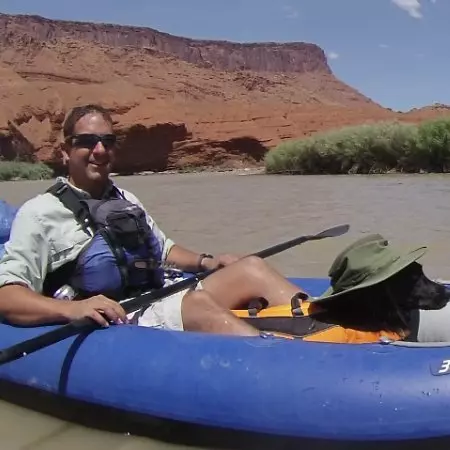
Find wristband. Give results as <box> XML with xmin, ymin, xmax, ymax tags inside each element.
<box><xmin>198</xmin><ymin>253</ymin><xmax>214</xmax><ymax>270</ymax></box>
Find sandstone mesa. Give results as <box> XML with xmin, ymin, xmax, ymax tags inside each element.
<box><xmin>0</xmin><ymin>13</ymin><xmax>447</xmax><ymax>173</ymax></box>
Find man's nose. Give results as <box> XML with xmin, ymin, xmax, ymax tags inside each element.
<box><xmin>92</xmin><ymin>141</ymin><xmax>107</xmax><ymax>154</ymax></box>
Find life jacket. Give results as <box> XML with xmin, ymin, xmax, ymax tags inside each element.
<box><xmin>232</xmin><ymin>294</ymin><xmax>406</xmax><ymax>343</ymax></box>
<box><xmin>43</xmin><ymin>181</ymin><xmax>165</xmax><ymax>300</ymax></box>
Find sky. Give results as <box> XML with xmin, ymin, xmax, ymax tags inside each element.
<box><xmin>0</xmin><ymin>0</ymin><xmax>446</xmax><ymax>111</ymax></box>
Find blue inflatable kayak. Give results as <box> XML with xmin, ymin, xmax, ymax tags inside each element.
<box><xmin>1</xmin><ymin>201</ymin><xmax>450</xmax><ymax>449</ymax></box>
<box><xmin>0</xmin><ymin>199</ymin><xmax>17</xmax><ymax>258</ymax></box>
<box><xmin>0</xmin><ymin>277</ymin><xmax>449</xmax><ymax>449</ymax></box>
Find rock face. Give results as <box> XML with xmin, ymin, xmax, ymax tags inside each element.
<box><xmin>0</xmin><ymin>12</ymin><xmax>438</xmax><ymax>173</ymax></box>
<box><xmin>0</xmin><ymin>13</ymin><xmax>331</xmax><ymax>74</ymax></box>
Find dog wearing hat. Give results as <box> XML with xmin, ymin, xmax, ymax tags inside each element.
<box><xmin>310</xmin><ymin>234</ymin><xmax>450</xmax><ymax>340</ymax></box>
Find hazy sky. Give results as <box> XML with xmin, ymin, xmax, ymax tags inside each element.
<box><xmin>0</xmin><ymin>0</ymin><xmax>445</xmax><ymax>111</ymax></box>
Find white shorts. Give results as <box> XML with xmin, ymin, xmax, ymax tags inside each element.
<box><xmin>127</xmin><ymin>276</ymin><xmax>203</xmax><ymax>331</ymax></box>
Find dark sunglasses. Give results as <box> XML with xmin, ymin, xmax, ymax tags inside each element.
<box><xmin>66</xmin><ymin>133</ymin><xmax>117</xmax><ymax>150</ymax></box>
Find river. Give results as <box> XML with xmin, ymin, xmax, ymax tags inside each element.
<box><xmin>1</xmin><ymin>171</ymin><xmax>450</xmax><ymax>448</ymax></box>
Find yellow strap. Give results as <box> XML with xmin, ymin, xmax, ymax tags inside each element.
<box><xmin>233</xmin><ymin>301</ymin><xmax>403</xmax><ymax>344</ymax></box>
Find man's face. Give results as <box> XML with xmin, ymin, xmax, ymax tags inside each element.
<box><xmin>63</xmin><ymin>112</ymin><xmax>116</xmax><ymax>195</ymax></box>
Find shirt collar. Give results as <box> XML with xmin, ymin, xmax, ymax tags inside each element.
<box><xmin>56</xmin><ymin>177</ymin><xmax>116</xmax><ymax>200</ymax></box>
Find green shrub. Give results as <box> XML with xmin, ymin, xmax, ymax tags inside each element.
<box><xmin>416</xmin><ymin>118</ymin><xmax>450</xmax><ymax>172</ymax></box>
<box><xmin>265</xmin><ymin>117</ymin><xmax>450</xmax><ymax>174</ymax></box>
<box><xmin>0</xmin><ymin>161</ymin><xmax>54</xmax><ymax>181</ymax></box>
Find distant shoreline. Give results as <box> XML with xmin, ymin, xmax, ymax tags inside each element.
<box><xmin>0</xmin><ymin>166</ymin><xmax>267</xmax><ymax>182</ymax></box>
<box><xmin>4</xmin><ymin>161</ymin><xmax>450</xmax><ymax>183</ymax></box>
<box><xmin>110</xmin><ymin>167</ymin><xmax>266</xmax><ymax>177</ymax></box>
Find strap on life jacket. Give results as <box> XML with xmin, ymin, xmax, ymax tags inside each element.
<box><xmin>48</xmin><ymin>181</ymin><xmax>130</xmax><ymax>285</ymax></box>
<box><xmin>234</xmin><ymin>293</ymin><xmax>337</xmax><ymax>340</ymax></box>
<box><xmin>43</xmin><ymin>182</ymin><xmax>134</xmax><ymax>298</ymax></box>
<box><xmin>233</xmin><ymin>293</ymin><xmax>405</xmax><ymax>344</ymax></box>
<box><xmin>47</xmin><ymin>182</ymin><xmax>95</xmax><ymax>234</ymax></box>
<box><xmin>46</xmin><ymin>181</ymin><xmax>126</xmax><ymax>234</ymax></box>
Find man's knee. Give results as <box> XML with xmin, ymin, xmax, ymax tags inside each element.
<box><xmin>181</xmin><ymin>290</ymin><xmax>224</xmax><ymax>331</ymax></box>
<box><xmin>181</xmin><ymin>289</ymin><xmax>221</xmax><ymax>317</ymax></box>
<box><xmin>238</xmin><ymin>255</ymin><xmax>269</xmax><ymax>276</ymax></box>
<box><xmin>182</xmin><ymin>290</ymin><xmax>216</xmax><ymax>310</ymax></box>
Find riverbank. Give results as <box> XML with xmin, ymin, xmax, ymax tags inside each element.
<box><xmin>265</xmin><ymin>116</ymin><xmax>450</xmax><ymax>175</ymax></box>
<box><xmin>109</xmin><ymin>166</ymin><xmax>266</xmax><ymax>177</ymax></box>
<box><xmin>3</xmin><ymin>114</ymin><xmax>450</xmax><ymax>181</ymax></box>
<box><xmin>0</xmin><ymin>163</ymin><xmax>266</xmax><ymax>182</ymax></box>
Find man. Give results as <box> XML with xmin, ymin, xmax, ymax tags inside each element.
<box><xmin>0</xmin><ymin>104</ymin><xmax>305</xmax><ymax>337</ymax></box>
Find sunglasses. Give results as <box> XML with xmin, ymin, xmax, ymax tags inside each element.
<box><xmin>67</xmin><ymin>133</ymin><xmax>117</xmax><ymax>150</ymax></box>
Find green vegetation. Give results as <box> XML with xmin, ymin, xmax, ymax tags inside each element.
<box><xmin>0</xmin><ymin>161</ymin><xmax>54</xmax><ymax>181</ymax></box>
<box><xmin>265</xmin><ymin>117</ymin><xmax>450</xmax><ymax>174</ymax></box>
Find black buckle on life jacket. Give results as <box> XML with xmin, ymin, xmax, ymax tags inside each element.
<box><xmin>54</xmin><ymin>182</ymin><xmax>67</xmax><ymax>196</ymax></box>
<box><xmin>248</xmin><ymin>298</ymin><xmax>269</xmax><ymax>317</ymax></box>
<box><xmin>291</xmin><ymin>292</ymin><xmax>308</xmax><ymax>317</ymax></box>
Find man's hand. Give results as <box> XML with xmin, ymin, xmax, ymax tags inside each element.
<box><xmin>201</xmin><ymin>253</ymin><xmax>241</xmax><ymax>271</ymax></box>
<box><xmin>62</xmin><ymin>295</ymin><xmax>128</xmax><ymax>327</ymax></box>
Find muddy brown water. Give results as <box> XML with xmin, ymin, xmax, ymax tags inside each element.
<box><xmin>1</xmin><ymin>171</ymin><xmax>450</xmax><ymax>448</ymax></box>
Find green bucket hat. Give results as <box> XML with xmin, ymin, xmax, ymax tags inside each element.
<box><xmin>310</xmin><ymin>234</ymin><xmax>427</xmax><ymax>303</ymax></box>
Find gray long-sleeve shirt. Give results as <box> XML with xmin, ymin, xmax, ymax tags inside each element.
<box><xmin>0</xmin><ymin>178</ymin><xmax>175</xmax><ymax>293</ymax></box>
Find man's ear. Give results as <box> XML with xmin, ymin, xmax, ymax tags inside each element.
<box><xmin>60</xmin><ymin>142</ymin><xmax>70</xmax><ymax>166</ymax></box>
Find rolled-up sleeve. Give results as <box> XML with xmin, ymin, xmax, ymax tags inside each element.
<box><xmin>0</xmin><ymin>202</ymin><xmax>49</xmax><ymax>293</ymax></box>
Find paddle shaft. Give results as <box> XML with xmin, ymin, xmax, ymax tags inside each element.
<box><xmin>120</xmin><ymin>224</ymin><xmax>350</xmax><ymax>313</ymax></box>
<box><xmin>0</xmin><ymin>224</ymin><xmax>349</xmax><ymax>365</ymax></box>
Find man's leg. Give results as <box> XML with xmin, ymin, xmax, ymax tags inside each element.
<box><xmin>136</xmin><ymin>286</ymin><xmax>260</xmax><ymax>336</ymax></box>
<box><xmin>201</xmin><ymin>255</ymin><xmax>303</xmax><ymax>310</ymax></box>
<box><xmin>181</xmin><ymin>290</ymin><xmax>260</xmax><ymax>336</ymax></box>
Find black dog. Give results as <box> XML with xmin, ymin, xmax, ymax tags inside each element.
<box><xmin>314</xmin><ymin>262</ymin><xmax>450</xmax><ymax>335</ymax></box>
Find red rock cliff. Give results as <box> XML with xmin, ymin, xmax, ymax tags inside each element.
<box><xmin>0</xmin><ymin>13</ymin><xmax>331</xmax><ymax>74</ymax></box>
<box><xmin>0</xmin><ymin>12</ymin><xmax>405</xmax><ymax>173</ymax></box>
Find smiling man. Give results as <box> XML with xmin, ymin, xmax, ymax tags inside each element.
<box><xmin>0</xmin><ymin>104</ymin><xmax>305</xmax><ymax>336</ymax></box>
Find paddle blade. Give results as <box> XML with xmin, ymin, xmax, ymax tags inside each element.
<box><xmin>254</xmin><ymin>224</ymin><xmax>350</xmax><ymax>260</ymax></box>
<box><xmin>313</xmin><ymin>224</ymin><xmax>350</xmax><ymax>239</ymax></box>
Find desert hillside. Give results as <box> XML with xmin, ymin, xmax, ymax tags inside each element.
<box><xmin>0</xmin><ymin>13</ymin><xmax>443</xmax><ymax>172</ymax></box>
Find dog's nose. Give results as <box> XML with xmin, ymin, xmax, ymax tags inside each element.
<box><xmin>434</xmin><ymin>284</ymin><xmax>450</xmax><ymax>308</ymax></box>
<box><xmin>444</xmin><ymin>285</ymin><xmax>450</xmax><ymax>299</ymax></box>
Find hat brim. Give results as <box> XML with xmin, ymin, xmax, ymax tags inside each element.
<box><xmin>310</xmin><ymin>246</ymin><xmax>427</xmax><ymax>303</ymax></box>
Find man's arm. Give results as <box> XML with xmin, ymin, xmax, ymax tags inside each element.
<box><xmin>0</xmin><ymin>202</ymin><xmax>126</xmax><ymax>327</ymax></box>
<box><xmin>0</xmin><ymin>202</ymin><xmax>73</xmax><ymax>324</ymax></box>
<box><xmin>0</xmin><ymin>284</ymin><xmax>127</xmax><ymax>327</ymax></box>
<box><xmin>165</xmin><ymin>244</ymin><xmax>216</xmax><ymax>273</ymax></box>
<box><xmin>0</xmin><ymin>284</ymin><xmax>75</xmax><ymax>325</ymax></box>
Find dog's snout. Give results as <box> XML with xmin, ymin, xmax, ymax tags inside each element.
<box><xmin>416</xmin><ymin>279</ymin><xmax>450</xmax><ymax>310</ymax></box>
